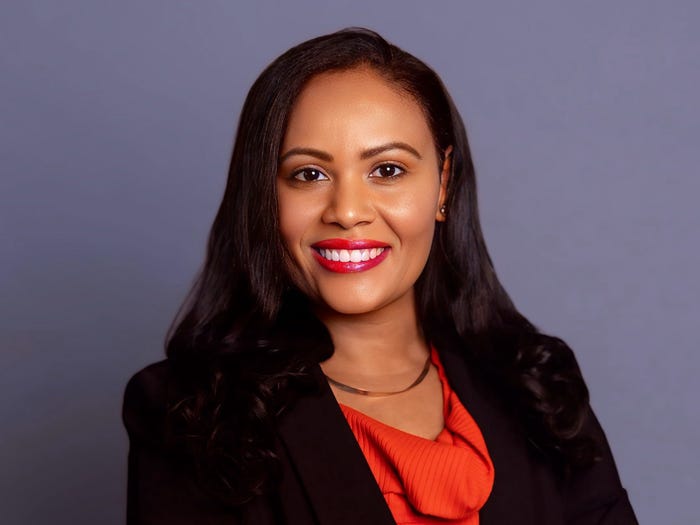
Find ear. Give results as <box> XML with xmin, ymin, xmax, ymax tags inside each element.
<box><xmin>435</xmin><ymin>145</ymin><xmax>453</xmax><ymax>222</ymax></box>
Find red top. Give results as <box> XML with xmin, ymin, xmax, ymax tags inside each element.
<box><xmin>340</xmin><ymin>348</ymin><xmax>494</xmax><ymax>524</ymax></box>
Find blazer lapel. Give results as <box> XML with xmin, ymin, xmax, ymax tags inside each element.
<box><xmin>277</xmin><ymin>365</ymin><xmax>395</xmax><ymax>525</ymax></box>
<box><xmin>437</xmin><ymin>343</ymin><xmax>541</xmax><ymax>525</ymax></box>
<box><xmin>277</xmin><ymin>342</ymin><xmax>549</xmax><ymax>525</ymax></box>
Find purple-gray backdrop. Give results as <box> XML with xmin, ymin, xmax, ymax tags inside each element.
<box><xmin>2</xmin><ymin>1</ymin><xmax>698</xmax><ymax>523</ymax></box>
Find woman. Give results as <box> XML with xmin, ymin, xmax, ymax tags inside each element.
<box><xmin>123</xmin><ymin>28</ymin><xmax>637</xmax><ymax>524</ymax></box>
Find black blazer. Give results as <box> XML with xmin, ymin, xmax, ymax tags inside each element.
<box><xmin>123</xmin><ymin>343</ymin><xmax>638</xmax><ymax>524</ymax></box>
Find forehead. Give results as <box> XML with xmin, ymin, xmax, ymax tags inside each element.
<box><xmin>282</xmin><ymin>67</ymin><xmax>434</xmax><ymax>153</ymax></box>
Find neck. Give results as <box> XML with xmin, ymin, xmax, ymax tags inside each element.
<box><xmin>316</xmin><ymin>291</ymin><xmax>429</xmax><ymax>375</ymax></box>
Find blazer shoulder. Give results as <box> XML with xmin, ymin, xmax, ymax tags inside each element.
<box><xmin>563</xmin><ymin>406</ymin><xmax>638</xmax><ymax>524</ymax></box>
<box><xmin>122</xmin><ymin>359</ymin><xmax>172</xmax><ymax>445</ymax></box>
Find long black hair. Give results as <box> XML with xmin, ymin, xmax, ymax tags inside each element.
<box><xmin>165</xmin><ymin>28</ymin><xmax>595</xmax><ymax>505</ymax></box>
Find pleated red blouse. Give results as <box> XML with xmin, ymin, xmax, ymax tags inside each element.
<box><xmin>340</xmin><ymin>348</ymin><xmax>495</xmax><ymax>524</ymax></box>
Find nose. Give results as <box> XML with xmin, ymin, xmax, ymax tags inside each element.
<box><xmin>321</xmin><ymin>175</ymin><xmax>375</xmax><ymax>229</ymax></box>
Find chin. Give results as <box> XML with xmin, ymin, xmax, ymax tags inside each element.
<box><xmin>322</xmin><ymin>302</ymin><xmax>382</xmax><ymax>316</ymax></box>
<box><xmin>316</xmin><ymin>294</ymin><xmax>390</xmax><ymax>316</ymax></box>
<box><xmin>319</xmin><ymin>287</ymin><xmax>414</xmax><ymax>317</ymax></box>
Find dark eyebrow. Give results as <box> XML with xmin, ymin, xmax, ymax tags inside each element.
<box><xmin>279</xmin><ymin>142</ymin><xmax>422</xmax><ymax>164</ymax></box>
<box><xmin>279</xmin><ymin>147</ymin><xmax>333</xmax><ymax>164</ymax></box>
<box><xmin>360</xmin><ymin>142</ymin><xmax>422</xmax><ymax>160</ymax></box>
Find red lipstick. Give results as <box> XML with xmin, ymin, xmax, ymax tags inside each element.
<box><xmin>311</xmin><ymin>238</ymin><xmax>390</xmax><ymax>273</ymax></box>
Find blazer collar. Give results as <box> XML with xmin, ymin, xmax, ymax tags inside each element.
<box><xmin>276</xmin><ymin>365</ymin><xmax>395</xmax><ymax>525</ymax></box>
<box><xmin>437</xmin><ymin>342</ymin><xmax>544</xmax><ymax>525</ymax></box>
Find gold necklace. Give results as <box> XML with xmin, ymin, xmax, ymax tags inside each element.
<box><xmin>324</xmin><ymin>356</ymin><xmax>432</xmax><ymax>397</ymax></box>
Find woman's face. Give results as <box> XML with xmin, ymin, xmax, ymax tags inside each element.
<box><xmin>277</xmin><ymin>67</ymin><xmax>449</xmax><ymax>316</ymax></box>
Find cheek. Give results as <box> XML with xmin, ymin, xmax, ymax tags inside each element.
<box><xmin>277</xmin><ymin>189</ymin><xmax>305</xmax><ymax>251</ymax></box>
<box><xmin>383</xmin><ymin>185</ymin><xmax>440</xmax><ymax>246</ymax></box>
<box><xmin>277</xmin><ymin>187</ymin><xmax>325</xmax><ymax>267</ymax></box>
<box><xmin>277</xmin><ymin>189</ymin><xmax>319</xmax><ymax>294</ymax></box>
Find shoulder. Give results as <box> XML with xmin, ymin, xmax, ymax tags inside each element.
<box><xmin>561</xmin><ymin>406</ymin><xmax>638</xmax><ymax>523</ymax></box>
<box><xmin>437</xmin><ymin>339</ymin><xmax>637</xmax><ymax>522</ymax></box>
<box><xmin>122</xmin><ymin>359</ymin><xmax>172</xmax><ymax>446</ymax></box>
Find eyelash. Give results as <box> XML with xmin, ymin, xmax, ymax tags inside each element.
<box><xmin>291</xmin><ymin>168</ymin><xmax>328</xmax><ymax>182</ymax></box>
<box><xmin>290</xmin><ymin>163</ymin><xmax>406</xmax><ymax>182</ymax></box>
<box><xmin>370</xmin><ymin>163</ymin><xmax>405</xmax><ymax>179</ymax></box>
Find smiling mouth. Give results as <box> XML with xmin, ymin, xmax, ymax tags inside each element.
<box><xmin>316</xmin><ymin>247</ymin><xmax>386</xmax><ymax>263</ymax></box>
<box><xmin>311</xmin><ymin>239</ymin><xmax>390</xmax><ymax>273</ymax></box>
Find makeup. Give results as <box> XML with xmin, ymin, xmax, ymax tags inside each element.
<box><xmin>312</xmin><ymin>239</ymin><xmax>390</xmax><ymax>273</ymax></box>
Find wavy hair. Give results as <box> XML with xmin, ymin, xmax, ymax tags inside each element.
<box><xmin>165</xmin><ymin>28</ymin><xmax>596</xmax><ymax>505</ymax></box>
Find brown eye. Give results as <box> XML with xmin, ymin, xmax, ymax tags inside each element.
<box><xmin>370</xmin><ymin>164</ymin><xmax>405</xmax><ymax>179</ymax></box>
<box><xmin>292</xmin><ymin>168</ymin><xmax>329</xmax><ymax>182</ymax></box>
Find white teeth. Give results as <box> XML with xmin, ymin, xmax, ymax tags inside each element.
<box><xmin>318</xmin><ymin>247</ymin><xmax>387</xmax><ymax>262</ymax></box>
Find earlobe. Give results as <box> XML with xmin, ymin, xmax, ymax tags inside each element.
<box><xmin>436</xmin><ymin>206</ymin><xmax>447</xmax><ymax>222</ymax></box>
<box><xmin>435</xmin><ymin>146</ymin><xmax>453</xmax><ymax>222</ymax></box>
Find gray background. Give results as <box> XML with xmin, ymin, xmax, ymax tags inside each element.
<box><xmin>2</xmin><ymin>0</ymin><xmax>698</xmax><ymax>523</ymax></box>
